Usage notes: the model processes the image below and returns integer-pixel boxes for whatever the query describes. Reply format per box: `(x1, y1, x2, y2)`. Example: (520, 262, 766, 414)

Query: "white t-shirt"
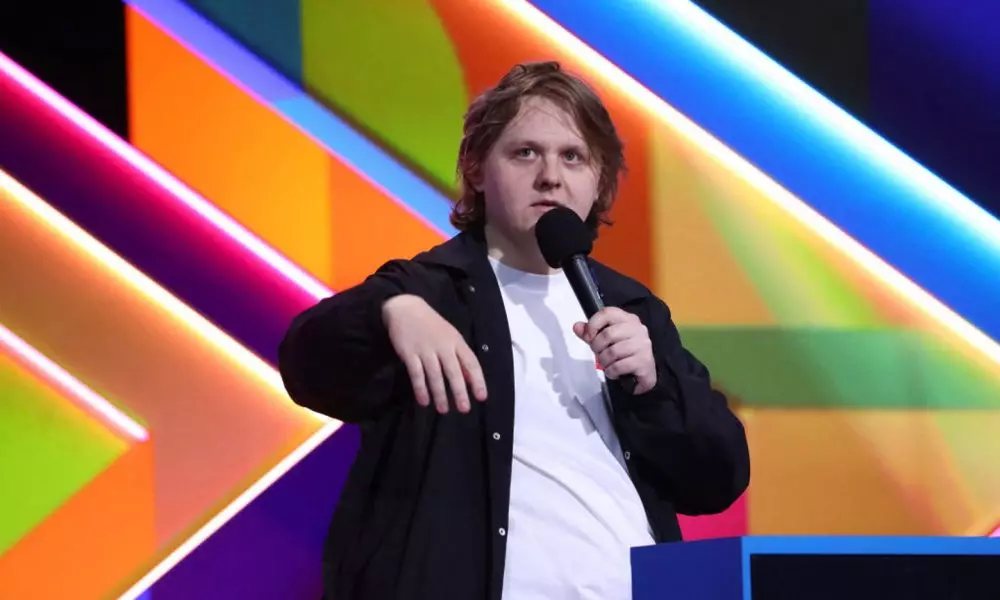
(491, 257, 655, 600)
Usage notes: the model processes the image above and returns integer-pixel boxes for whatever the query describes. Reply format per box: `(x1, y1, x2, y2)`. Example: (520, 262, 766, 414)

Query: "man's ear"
(467, 168, 484, 193)
(467, 169, 483, 194)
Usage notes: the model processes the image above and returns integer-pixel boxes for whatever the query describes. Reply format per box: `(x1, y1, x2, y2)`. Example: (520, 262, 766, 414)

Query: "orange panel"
(743, 408, 979, 535)
(126, 8, 333, 283)
(0, 442, 155, 600)
(329, 158, 445, 290)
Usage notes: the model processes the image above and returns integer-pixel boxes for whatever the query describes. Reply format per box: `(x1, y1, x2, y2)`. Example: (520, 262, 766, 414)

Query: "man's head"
(453, 61, 625, 242)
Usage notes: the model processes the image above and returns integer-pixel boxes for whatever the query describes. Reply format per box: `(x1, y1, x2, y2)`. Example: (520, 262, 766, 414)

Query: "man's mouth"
(532, 200, 561, 208)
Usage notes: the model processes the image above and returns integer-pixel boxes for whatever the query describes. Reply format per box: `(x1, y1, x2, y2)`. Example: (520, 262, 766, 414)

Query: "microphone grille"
(534, 207, 593, 269)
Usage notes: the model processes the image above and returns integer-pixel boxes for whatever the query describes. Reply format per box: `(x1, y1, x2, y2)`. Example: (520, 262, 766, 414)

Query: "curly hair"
(452, 61, 626, 234)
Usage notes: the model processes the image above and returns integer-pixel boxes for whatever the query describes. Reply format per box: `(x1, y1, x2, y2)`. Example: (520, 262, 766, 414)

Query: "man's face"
(476, 96, 600, 240)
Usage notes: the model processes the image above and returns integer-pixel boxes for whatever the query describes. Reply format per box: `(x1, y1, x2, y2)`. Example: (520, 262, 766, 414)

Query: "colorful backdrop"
(1, 1, 999, 598)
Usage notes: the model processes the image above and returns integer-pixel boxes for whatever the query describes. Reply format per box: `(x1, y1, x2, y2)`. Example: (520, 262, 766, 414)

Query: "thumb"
(572, 322, 587, 340)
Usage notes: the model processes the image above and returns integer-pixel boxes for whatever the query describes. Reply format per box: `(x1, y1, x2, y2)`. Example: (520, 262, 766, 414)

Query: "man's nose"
(535, 157, 562, 190)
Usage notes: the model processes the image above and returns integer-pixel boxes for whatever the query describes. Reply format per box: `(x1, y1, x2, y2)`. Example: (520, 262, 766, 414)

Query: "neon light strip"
(116, 420, 341, 599)
(125, 0, 457, 239)
(0, 169, 299, 394)
(2, 167, 343, 591)
(646, 0, 1000, 246)
(0, 50, 331, 301)
(498, 0, 1000, 368)
(527, 0, 1000, 340)
(0, 322, 148, 442)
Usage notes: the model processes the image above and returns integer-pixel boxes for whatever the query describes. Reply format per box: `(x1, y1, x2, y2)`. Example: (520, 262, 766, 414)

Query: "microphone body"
(561, 255, 638, 395)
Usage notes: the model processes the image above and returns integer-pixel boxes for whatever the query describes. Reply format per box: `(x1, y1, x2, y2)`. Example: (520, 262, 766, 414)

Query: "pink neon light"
(0, 323, 148, 442)
(0, 50, 331, 301)
(991, 524, 1000, 537)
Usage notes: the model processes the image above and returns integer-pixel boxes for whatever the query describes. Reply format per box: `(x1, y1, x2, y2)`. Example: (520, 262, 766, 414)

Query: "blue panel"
(529, 0, 1000, 343)
(127, 0, 301, 103)
(743, 536, 1000, 556)
(632, 538, 747, 600)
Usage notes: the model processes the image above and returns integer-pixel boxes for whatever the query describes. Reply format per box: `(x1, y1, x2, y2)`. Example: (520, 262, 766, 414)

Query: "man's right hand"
(382, 294, 488, 414)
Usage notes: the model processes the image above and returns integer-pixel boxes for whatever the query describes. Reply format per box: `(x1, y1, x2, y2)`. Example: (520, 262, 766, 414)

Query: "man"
(278, 61, 750, 600)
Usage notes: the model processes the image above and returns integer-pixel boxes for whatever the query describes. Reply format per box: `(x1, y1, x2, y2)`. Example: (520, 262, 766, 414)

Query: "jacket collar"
(416, 229, 651, 307)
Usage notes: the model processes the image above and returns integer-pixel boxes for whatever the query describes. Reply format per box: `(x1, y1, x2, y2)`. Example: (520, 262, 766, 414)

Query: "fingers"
(408, 345, 487, 415)
(590, 322, 634, 354)
(597, 337, 644, 375)
(421, 354, 451, 415)
(582, 307, 635, 342)
(458, 344, 488, 402)
(404, 356, 430, 408)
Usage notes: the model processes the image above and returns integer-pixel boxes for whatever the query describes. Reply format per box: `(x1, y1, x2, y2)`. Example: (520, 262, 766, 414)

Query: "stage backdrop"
(1, 1, 998, 599)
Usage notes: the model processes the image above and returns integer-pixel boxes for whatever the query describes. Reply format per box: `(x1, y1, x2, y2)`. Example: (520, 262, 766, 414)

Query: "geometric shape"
(0, 48, 327, 301)
(127, 0, 457, 236)
(0, 170, 331, 560)
(527, 0, 1000, 342)
(301, 0, 470, 190)
(0, 323, 147, 441)
(182, 0, 304, 88)
(128, 426, 360, 600)
(0, 345, 128, 555)
(742, 408, 1000, 536)
(681, 328, 1000, 409)
(126, 6, 334, 284)
(275, 95, 456, 236)
(0, 442, 156, 600)
(116, 420, 343, 599)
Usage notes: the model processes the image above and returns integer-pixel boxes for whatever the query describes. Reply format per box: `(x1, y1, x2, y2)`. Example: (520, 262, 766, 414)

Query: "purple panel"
(145, 426, 359, 599)
(869, 0, 1000, 218)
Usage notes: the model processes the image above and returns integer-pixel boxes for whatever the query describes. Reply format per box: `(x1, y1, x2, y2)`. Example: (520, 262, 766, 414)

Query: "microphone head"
(534, 206, 593, 269)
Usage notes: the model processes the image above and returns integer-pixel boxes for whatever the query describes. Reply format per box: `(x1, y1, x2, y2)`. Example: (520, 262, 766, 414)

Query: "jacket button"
(492, 432, 500, 441)
(624, 451, 631, 460)
(481, 344, 489, 352)
(468, 284, 476, 293)
(498, 527, 506, 536)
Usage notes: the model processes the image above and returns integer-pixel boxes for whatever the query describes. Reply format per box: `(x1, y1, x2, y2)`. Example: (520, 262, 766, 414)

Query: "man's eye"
(515, 148, 535, 158)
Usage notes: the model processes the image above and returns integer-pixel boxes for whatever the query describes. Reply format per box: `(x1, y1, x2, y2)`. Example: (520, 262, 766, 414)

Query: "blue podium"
(632, 536, 1000, 599)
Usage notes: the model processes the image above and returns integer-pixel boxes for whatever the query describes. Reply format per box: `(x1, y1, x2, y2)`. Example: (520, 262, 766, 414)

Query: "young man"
(279, 61, 750, 600)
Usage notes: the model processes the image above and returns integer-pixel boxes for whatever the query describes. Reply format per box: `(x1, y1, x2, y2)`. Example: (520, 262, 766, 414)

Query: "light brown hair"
(452, 61, 626, 234)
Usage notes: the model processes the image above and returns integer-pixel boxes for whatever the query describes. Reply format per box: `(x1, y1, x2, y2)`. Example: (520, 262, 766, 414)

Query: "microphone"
(535, 207, 638, 395)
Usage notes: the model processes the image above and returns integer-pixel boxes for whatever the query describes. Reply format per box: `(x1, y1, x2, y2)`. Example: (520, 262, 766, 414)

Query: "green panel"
(301, 0, 468, 190)
(0, 353, 128, 554)
(680, 327, 1000, 409)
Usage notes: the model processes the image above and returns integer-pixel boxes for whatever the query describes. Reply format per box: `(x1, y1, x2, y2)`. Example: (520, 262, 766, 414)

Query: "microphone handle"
(563, 255, 638, 395)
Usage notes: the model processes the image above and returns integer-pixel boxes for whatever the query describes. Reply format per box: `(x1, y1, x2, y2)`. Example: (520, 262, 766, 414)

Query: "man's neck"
(484, 223, 558, 275)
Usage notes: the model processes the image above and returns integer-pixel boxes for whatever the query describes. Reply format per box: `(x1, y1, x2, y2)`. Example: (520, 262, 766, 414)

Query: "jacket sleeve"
(277, 259, 431, 424)
(614, 295, 750, 516)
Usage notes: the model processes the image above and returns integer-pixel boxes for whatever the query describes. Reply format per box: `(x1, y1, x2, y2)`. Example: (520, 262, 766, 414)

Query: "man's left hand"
(573, 307, 657, 394)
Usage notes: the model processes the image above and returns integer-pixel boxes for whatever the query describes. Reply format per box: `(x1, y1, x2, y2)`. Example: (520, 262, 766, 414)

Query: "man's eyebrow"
(503, 138, 588, 152)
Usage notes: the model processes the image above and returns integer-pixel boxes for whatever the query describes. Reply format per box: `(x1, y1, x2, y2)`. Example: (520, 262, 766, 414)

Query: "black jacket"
(278, 230, 750, 600)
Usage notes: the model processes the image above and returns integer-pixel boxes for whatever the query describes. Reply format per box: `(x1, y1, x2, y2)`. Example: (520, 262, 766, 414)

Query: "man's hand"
(573, 307, 657, 395)
(382, 294, 487, 414)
